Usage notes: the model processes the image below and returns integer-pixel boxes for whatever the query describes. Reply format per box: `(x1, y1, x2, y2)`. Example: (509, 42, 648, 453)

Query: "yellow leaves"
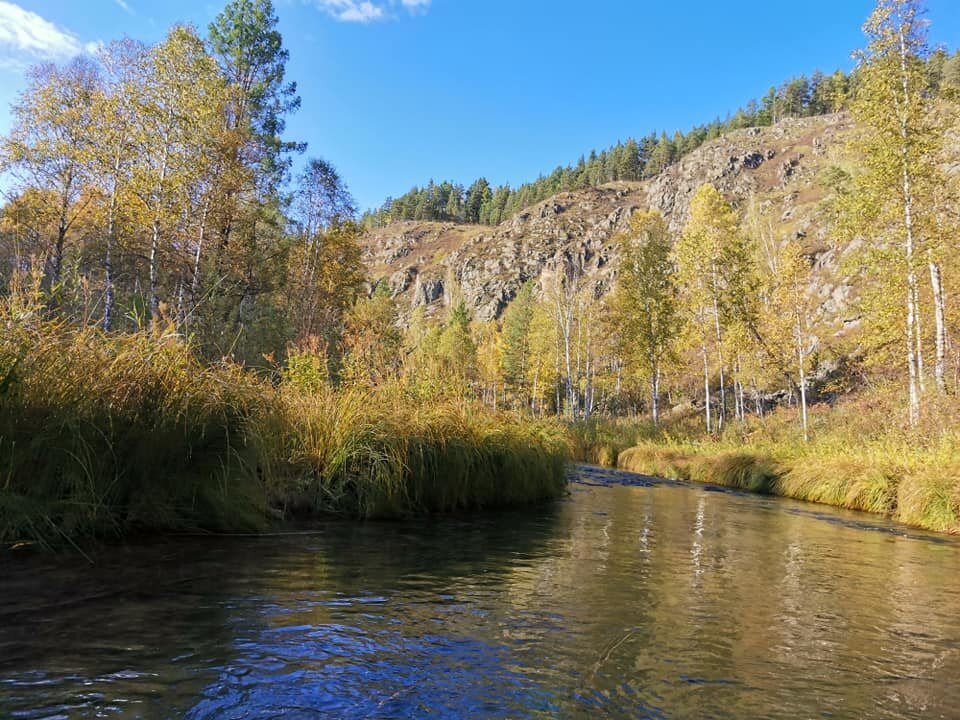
(675, 185, 737, 303)
(607, 209, 678, 382)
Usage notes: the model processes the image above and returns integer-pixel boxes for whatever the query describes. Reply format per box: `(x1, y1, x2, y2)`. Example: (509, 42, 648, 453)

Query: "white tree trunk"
(929, 258, 947, 394)
(898, 24, 921, 426)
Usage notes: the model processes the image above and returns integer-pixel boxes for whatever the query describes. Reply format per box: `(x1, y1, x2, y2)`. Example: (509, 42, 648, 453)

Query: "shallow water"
(2, 466, 960, 719)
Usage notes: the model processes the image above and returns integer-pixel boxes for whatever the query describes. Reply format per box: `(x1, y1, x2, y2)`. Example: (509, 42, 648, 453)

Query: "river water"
(2, 466, 960, 719)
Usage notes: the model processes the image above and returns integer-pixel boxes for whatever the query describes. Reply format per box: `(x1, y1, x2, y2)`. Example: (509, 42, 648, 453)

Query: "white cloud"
(311, 0, 430, 23)
(114, 0, 134, 15)
(0, 1, 83, 59)
(0, 1, 101, 68)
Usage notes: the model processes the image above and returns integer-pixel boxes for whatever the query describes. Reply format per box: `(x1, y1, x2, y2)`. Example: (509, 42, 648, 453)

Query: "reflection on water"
(2, 466, 960, 719)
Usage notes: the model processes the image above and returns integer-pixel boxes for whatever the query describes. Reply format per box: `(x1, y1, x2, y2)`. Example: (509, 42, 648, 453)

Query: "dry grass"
(614, 429, 960, 534)
(0, 310, 571, 548)
(606, 384, 960, 533)
(258, 385, 570, 519)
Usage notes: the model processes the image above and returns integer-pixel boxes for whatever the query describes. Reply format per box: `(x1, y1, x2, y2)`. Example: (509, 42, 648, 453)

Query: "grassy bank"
(0, 320, 570, 549)
(576, 398, 960, 534)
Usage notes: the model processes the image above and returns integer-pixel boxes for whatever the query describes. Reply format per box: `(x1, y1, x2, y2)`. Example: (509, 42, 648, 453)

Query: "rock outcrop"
(362, 113, 855, 324)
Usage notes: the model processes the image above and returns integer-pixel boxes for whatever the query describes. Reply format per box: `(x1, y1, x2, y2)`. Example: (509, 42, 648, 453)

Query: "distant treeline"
(363, 51, 959, 229)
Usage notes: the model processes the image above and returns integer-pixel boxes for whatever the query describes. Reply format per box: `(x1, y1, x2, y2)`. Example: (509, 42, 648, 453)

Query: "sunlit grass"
(257, 384, 571, 519)
(600, 395, 960, 534)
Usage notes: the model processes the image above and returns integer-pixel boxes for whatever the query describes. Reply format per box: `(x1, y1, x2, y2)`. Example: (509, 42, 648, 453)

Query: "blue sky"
(1, 0, 958, 211)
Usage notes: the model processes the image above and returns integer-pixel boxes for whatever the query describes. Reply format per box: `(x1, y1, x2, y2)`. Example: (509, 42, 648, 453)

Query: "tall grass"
(617, 444, 779, 494)
(611, 404, 960, 534)
(569, 417, 649, 468)
(0, 316, 571, 549)
(256, 386, 571, 519)
(0, 318, 267, 547)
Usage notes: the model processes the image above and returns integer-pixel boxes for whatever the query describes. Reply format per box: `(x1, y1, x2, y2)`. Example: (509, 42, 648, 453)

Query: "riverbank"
(8, 466, 959, 719)
(572, 396, 960, 534)
(0, 321, 570, 549)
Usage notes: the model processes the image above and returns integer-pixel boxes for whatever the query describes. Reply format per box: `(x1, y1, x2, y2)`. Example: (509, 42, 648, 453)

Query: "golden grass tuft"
(258, 386, 571, 519)
(612, 415, 960, 534)
(776, 453, 899, 515)
(0, 316, 571, 548)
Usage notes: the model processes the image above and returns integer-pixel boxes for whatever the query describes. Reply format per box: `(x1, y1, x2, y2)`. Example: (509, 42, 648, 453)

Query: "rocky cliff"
(361, 113, 855, 323)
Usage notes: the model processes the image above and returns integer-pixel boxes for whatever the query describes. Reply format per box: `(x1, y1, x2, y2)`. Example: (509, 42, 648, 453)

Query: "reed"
(258, 385, 570, 519)
(0, 317, 571, 548)
(613, 420, 960, 534)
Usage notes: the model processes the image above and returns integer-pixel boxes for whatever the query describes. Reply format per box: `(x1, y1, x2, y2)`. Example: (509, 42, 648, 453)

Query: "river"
(2, 466, 959, 719)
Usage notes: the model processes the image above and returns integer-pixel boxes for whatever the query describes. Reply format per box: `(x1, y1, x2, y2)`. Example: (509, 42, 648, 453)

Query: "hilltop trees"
(362, 69, 856, 231)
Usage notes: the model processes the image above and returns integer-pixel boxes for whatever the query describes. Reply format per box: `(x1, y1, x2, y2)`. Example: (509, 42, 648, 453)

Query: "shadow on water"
(0, 503, 568, 719)
(3, 472, 960, 719)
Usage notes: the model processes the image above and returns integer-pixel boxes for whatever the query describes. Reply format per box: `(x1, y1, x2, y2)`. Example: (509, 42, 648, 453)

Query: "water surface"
(2, 466, 960, 718)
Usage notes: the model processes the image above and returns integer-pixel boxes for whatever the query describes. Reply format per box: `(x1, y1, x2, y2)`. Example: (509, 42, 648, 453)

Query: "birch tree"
(129, 26, 226, 324)
(851, 0, 944, 424)
(608, 210, 679, 426)
(763, 241, 820, 441)
(1, 58, 99, 295)
(675, 185, 740, 431)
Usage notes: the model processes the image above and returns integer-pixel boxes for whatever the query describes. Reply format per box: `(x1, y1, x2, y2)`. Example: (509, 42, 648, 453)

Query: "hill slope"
(361, 113, 854, 323)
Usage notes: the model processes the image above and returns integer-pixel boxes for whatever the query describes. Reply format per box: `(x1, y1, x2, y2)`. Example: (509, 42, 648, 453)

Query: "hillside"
(362, 113, 855, 324)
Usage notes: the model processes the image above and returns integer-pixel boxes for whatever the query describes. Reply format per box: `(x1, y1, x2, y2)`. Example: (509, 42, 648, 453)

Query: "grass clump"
(617, 444, 778, 494)
(895, 448, 960, 533)
(0, 320, 267, 547)
(0, 318, 571, 549)
(611, 394, 960, 534)
(569, 417, 654, 467)
(618, 444, 693, 480)
(694, 452, 779, 494)
(258, 385, 571, 519)
(776, 452, 899, 515)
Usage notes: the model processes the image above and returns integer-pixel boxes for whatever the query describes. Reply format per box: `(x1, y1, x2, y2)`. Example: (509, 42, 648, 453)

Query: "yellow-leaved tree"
(675, 185, 756, 432)
(607, 210, 679, 426)
(847, 0, 948, 424)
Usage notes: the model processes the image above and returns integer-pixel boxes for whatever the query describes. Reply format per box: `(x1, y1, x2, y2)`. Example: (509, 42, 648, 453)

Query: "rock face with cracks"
(361, 114, 860, 326)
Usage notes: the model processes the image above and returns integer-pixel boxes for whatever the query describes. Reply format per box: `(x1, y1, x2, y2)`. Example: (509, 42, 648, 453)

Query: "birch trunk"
(898, 24, 921, 426)
(149, 142, 170, 322)
(929, 258, 947, 394)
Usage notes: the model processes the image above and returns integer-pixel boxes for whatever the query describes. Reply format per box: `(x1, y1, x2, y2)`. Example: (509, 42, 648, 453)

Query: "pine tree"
(436, 299, 478, 391)
(203, 0, 302, 355)
(464, 178, 491, 224)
